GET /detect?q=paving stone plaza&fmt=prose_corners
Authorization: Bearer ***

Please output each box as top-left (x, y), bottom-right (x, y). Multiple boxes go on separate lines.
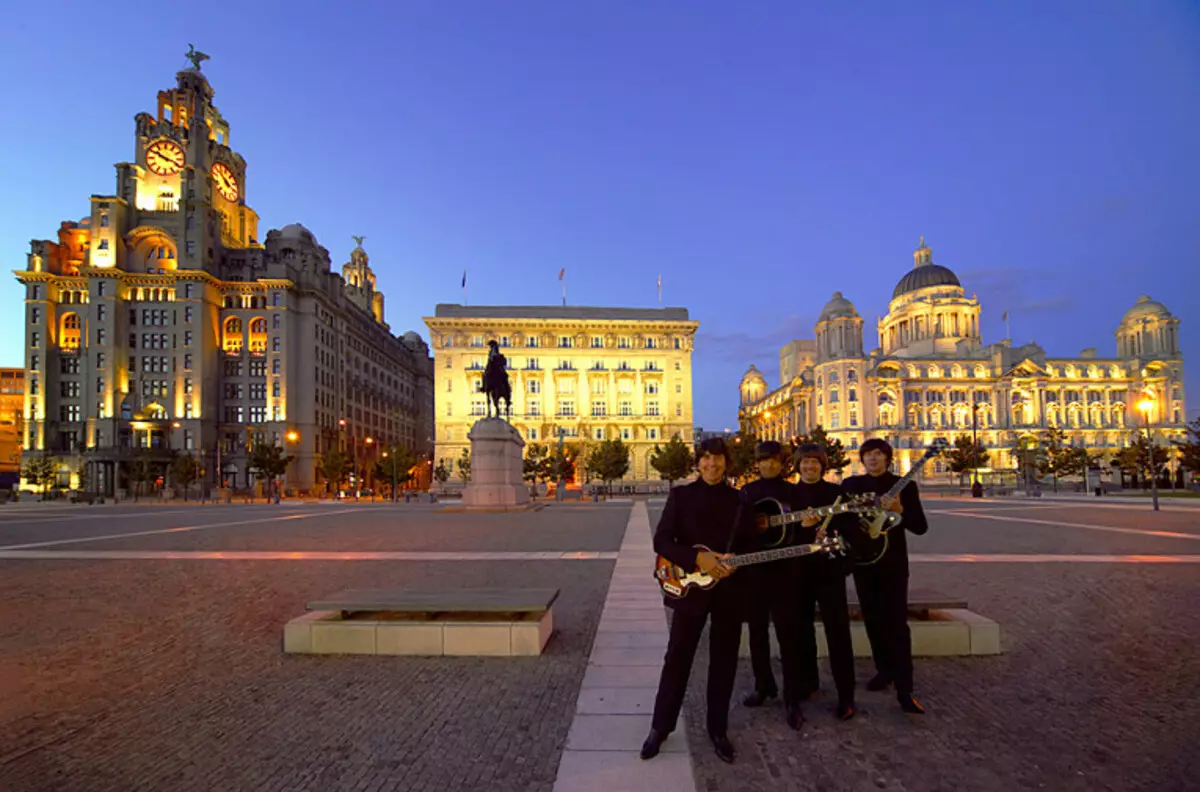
top-left (1, 496), bottom-right (1198, 791)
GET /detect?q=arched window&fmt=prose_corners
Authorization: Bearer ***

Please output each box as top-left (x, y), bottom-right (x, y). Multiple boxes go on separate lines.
top-left (61, 313), bottom-right (81, 350)
top-left (847, 369), bottom-right (858, 382)
top-left (223, 316), bottom-right (243, 352)
top-left (951, 365), bottom-right (964, 378)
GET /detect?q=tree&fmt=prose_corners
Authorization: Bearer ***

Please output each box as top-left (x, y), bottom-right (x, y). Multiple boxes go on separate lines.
top-left (1172, 419), bottom-right (1200, 476)
top-left (171, 454), bottom-right (201, 501)
top-left (649, 435), bottom-right (694, 486)
top-left (547, 443), bottom-right (579, 483)
top-left (375, 444), bottom-right (416, 498)
top-left (726, 433), bottom-right (758, 484)
top-left (946, 434), bottom-right (990, 485)
top-left (1034, 427), bottom-right (1074, 492)
top-left (320, 449), bottom-right (352, 495)
top-left (127, 453), bottom-right (158, 500)
top-left (249, 442), bottom-right (294, 501)
top-left (432, 459), bottom-right (451, 487)
top-left (795, 425), bottom-right (849, 478)
top-left (589, 438), bottom-right (631, 490)
top-left (1117, 435), bottom-right (1169, 486)
top-left (22, 456), bottom-right (57, 495)
top-left (74, 461), bottom-right (90, 493)
top-left (457, 448), bottom-right (471, 482)
top-left (523, 442), bottom-right (553, 485)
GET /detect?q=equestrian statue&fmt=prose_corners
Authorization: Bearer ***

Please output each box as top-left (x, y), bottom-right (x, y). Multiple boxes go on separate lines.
top-left (483, 340), bottom-right (512, 419)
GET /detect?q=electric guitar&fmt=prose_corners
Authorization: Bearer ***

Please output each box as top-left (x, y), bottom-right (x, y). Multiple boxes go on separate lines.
top-left (753, 493), bottom-right (885, 547)
top-left (654, 536), bottom-right (846, 598)
top-left (852, 438), bottom-right (949, 566)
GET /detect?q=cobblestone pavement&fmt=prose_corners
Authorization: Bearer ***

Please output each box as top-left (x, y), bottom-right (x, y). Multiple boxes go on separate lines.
top-left (0, 504), bottom-right (629, 792)
top-left (647, 501), bottom-right (1200, 792)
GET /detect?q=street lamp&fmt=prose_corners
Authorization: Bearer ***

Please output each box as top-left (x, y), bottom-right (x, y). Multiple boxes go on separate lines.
top-left (1136, 394), bottom-right (1159, 512)
top-left (365, 437), bottom-right (375, 499)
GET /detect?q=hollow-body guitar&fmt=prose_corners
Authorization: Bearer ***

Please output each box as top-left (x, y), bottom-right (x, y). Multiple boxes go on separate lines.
top-left (654, 535), bottom-right (846, 598)
top-left (753, 493), bottom-right (886, 547)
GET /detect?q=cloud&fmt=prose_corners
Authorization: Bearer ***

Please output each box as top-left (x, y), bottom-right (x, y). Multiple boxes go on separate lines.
top-left (695, 312), bottom-right (817, 363)
top-left (958, 267), bottom-right (1074, 316)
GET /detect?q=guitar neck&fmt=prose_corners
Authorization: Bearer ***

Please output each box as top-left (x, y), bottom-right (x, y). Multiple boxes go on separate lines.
top-left (883, 449), bottom-right (938, 501)
top-left (777, 501), bottom-right (853, 526)
top-left (728, 542), bottom-right (829, 568)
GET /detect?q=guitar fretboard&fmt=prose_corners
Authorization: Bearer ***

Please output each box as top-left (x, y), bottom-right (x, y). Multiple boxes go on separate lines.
top-left (771, 501), bottom-right (857, 527)
top-left (881, 446), bottom-right (941, 502)
top-left (728, 542), bottom-right (832, 568)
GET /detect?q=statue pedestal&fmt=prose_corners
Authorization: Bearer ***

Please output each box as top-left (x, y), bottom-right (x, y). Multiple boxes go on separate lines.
top-left (462, 418), bottom-right (531, 512)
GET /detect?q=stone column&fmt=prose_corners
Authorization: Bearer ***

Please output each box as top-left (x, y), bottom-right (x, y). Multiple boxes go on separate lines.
top-left (462, 417), bottom-right (531, 511)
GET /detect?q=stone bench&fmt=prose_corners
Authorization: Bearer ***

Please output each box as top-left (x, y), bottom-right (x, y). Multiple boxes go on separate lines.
top-left (284, 588), bottom-right (559, 657)
top-left (742, 587), bottom-right (1000, 659)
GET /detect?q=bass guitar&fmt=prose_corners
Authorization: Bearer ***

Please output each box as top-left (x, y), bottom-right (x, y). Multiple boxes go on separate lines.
top-left (654, 536), bottom-right (846, 598)
top-left (852, 438), bottom-right (948, 566)
top-left (753, 493), bottom-right (884, 547)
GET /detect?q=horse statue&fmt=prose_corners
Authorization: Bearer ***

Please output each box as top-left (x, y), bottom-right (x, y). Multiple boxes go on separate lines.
top-left (482, 340), bottom-right (512, 419)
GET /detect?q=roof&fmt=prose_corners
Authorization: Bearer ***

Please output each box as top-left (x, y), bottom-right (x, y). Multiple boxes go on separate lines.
top-left (819, 291), bottom-right (858, 321)
top-left (892, 263), bottom-right (962, 298)
top-left (430, 304), bottom-right (693, 322)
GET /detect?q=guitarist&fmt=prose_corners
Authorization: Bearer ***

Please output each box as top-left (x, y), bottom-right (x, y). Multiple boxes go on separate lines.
top-left (642, 438), bottom-right (754, 765)
top-left (842, 438), bottom-right (929, 714)
top-left (738, 441), bottom-right (807, 731)
top-left (792, 443), bottom-right (857, 722)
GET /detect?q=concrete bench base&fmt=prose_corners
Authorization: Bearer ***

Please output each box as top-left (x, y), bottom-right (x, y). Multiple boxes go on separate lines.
top-left (740, 608), bottom-right (1001, 659)
top-left (284, 608), bottom-right (555, 656)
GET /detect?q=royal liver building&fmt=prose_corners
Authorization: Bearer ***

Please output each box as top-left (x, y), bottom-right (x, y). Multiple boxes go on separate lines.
top-left (14, 53), bottom-right (433, 495)
top-left (739, 239), bottom-right (1186, 477)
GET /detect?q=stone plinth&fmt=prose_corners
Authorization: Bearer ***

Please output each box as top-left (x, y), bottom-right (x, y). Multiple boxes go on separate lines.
top-left (462, 417), bottom-right (531, 511)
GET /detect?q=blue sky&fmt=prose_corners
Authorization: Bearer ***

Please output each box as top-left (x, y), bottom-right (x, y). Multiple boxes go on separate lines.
top-left (1, 1), bottom-right (1197, 429)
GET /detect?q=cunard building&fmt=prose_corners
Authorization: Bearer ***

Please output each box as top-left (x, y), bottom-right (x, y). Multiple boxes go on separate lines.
top-left (739, 239), bottom-right (1187, 477)
top-left (14, 52), bottom-right (432, 495)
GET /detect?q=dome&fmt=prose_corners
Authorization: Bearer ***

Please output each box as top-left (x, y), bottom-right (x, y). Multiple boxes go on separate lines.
top-left (279, 223), bottom-right (315, 240)
top-left (740, 365), bottom-right (767, 388)
top-left (1122, 295), bottom-right (1171, 322)
top-left (892, 263), bottom-right (961, 298)
top-left (819, 291), bottom-right (858, 322)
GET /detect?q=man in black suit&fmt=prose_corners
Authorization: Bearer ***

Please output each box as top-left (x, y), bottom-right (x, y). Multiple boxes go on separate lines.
top-left (642, 438), bottom-right (752, 765)
top-left (738, 441), bottom-right (808, 731)
top-left (792, 443), bottom-right (856, 722)
top-left (842, 438), bottom-right (929, 714)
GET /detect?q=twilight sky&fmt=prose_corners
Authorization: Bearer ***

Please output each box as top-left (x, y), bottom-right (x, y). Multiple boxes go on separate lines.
top-left (1, 1), bottom-right (1197, 429)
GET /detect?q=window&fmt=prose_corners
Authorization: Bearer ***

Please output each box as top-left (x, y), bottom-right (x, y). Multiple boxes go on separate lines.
top-left (184, 378), bottom-right (193, 395)
top-left (848, 388), bottom-right (858, 402)
top-left (272, 337), bottom-right (280, 352)
top-left (249, 359), bottom-right (266, 377)
top-left (184, 331), bottom-right (193, 347)
top-left (60, 357), bottom-right (79, 375)
top-left (648, 428), bottom-right (658, 440)
top-left (60, 381), bottom-right (80, 398)
top-left (96, 376), bottom-right (105, 394)
top-left (849, 411), bottom-right (859, 427)
top-left (29, 376), bottom-right (38, 392)
top-left (61, 405), bottom-right (82, 422)
top-left (249, 406), bottom-right (267, 424)
top-left (674, 338), bottom-right (682, 350)
top-left (97, 282), bottom-right (106, 297)
top-left (30, 332), bottom-right (39, 347)
top-left (591, 336), bottom-right (603, 349)
top-left (250, 383), bottom-right (266, 400)
top-left (224, 383), bottom-right (244, 399)
top-left (647, 401), bottom-right (660, 416)
top-left (272, 359), bottom-right (281, 374)
top-left (592, 401), bottom-right (607, 417)
top-left (674, 362), bottom-right (681, 371)
top-left (559, 379), bottom-right (575, 394)
top-left (619, 400), bottom-right (633, 416)
top-left (676, 384), bottom-right (682, 393)
top-left (186, 241), bottom-right (196, 255)
top-left (591, 379), bottom-right (606, 395)
top-left (618, 337), bottom-right (631, 349)
top-left (527, 427), bottom-right (538, 440)
top-left (527, 336), bottom-right (540, 348)
top-left (97, 305), bottom-right (106, 322)
top-left (645, 382), bottom-right (659, 395)
top-left (184, 354), bottom-right (193, 371)
top-left (594, 428), bottom-right (605, 440)
top-left (272, 314), bottom-right (280, 330)
top-left (185, 284), bottom-right (194, 299)
top-left (621, 427), bottom-right (631, 441)
top-left (31, 308), bottom-right (40, 323)
top-left (272, 382), bottom-right (281, 398)
top-left (224, 406), bottom-right (244, 423)
top-left (829, 388), bottom-right (840, 404)
top-left (30, 356), bottom-right (39, 371)
top-left (675, 404), bottom-right (682, 417)
top-left (272, 292), bottom-right (281, 306)
top-left (830, 411), bottom-right (840, 429)
top-left (32, 285), bottom-right (41, 299)
top-left (618, 380), bottom-right (633, 395)
top-left (528, 399), bottom-right (541, 416)
top-left (527, 379), bottom-right (541, 394)
top-left (558, 336), bottom-right (574, 348)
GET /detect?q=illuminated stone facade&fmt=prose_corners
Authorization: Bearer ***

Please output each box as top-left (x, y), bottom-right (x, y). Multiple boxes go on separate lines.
top-left (14, 57), bottom-right (432, 495)
top-left (740, 240), bottom-right (1187, 477)
top-left (424, 305), bottom-right (699, 482)
top-left (0, 369), bottom-right (25, 483)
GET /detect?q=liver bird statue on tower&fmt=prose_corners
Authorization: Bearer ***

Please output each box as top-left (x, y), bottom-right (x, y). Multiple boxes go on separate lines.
top-left (185, 44), bottom-right (210, 71)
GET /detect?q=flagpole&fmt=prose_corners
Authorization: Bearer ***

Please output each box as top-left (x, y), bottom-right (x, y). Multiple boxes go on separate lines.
top-left (657, 274), bottom-right (662, 307)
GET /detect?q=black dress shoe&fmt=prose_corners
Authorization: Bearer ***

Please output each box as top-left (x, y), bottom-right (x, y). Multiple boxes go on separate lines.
top-left (836, 701), bottom-right (856, 721)
top-left (898, 694), bottom-right (925, 714)
top-left (640, 728), bottom-right (668, 760)
top-left (710, 733), bottom-right (736, 764)
top-left (866, 672), bottom-right (893, 692)
top-left (742, 689), bottom-right (777, 707)
top-left (785, 705), bottom-right (805, 731)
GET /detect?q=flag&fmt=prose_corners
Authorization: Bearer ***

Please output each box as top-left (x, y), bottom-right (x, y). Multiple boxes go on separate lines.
top-left (558, 267), bottom-right (565, 281)
top-left (657, 273), bottom-right (662, 305)
top-left (461, 271), bottom-right (467, 288)
top-left (1002, 310), bottom-right (1009, 322)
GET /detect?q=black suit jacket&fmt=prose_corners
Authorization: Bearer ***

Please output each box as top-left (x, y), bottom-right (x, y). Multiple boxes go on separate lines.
top-left (841, 473), bottom-right (928, 575)
top-left (654, 478), bottom-right (754, 614)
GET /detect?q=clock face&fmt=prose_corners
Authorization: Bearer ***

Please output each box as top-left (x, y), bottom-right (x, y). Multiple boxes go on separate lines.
top-left (145, 140), bottom-right (185, 176)
top-left (211, 162), bottom-right (239, 201)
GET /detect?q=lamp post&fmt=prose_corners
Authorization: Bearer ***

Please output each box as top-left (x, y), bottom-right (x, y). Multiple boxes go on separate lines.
top-left (555, 427), bottom-right (566, 502)
top-left (365, 436), bottom-right (375, 500)
top-left (1137, 394), bottom-right (1159, 512)
top-left (383, 448), bottom-right (397, 502)
top-left (284, 430), bottom-right (299, 500)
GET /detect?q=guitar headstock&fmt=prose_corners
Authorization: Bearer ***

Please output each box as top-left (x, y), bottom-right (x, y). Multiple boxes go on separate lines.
top-left (821, 535), bottom-right (847, 554)
top-left (929, 437), bottom-right (951, 455)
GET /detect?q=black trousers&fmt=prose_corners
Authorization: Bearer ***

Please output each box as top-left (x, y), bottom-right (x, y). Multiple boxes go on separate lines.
top-left (797, 560), bottom-right (856, 704)
top-left (852, 565), bottom-right (914, 695)
top-left (745, 565), bottom-right (806, 707)
top-left (651, 594), bottom-right (743, 736)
